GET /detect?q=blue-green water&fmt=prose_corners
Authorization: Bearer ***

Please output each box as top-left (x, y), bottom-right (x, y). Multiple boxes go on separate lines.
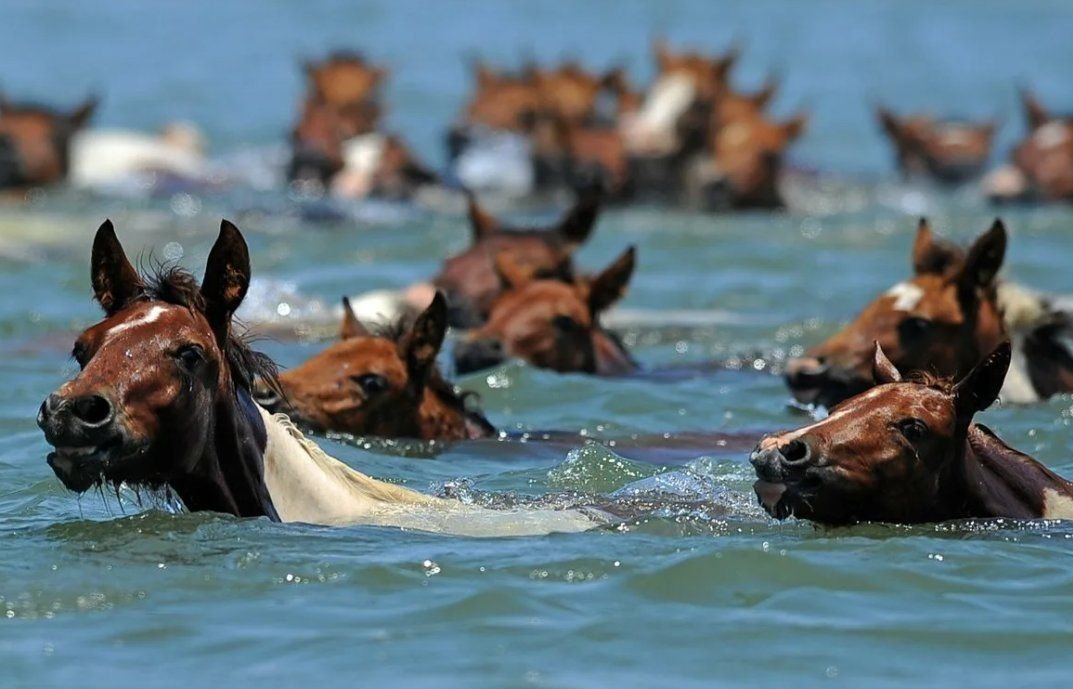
top-left (3, 2), bottom-right (1073, 688)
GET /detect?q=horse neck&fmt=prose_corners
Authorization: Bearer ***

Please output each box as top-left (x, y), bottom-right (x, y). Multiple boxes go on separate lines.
top-left (169, 387), bottom-right (279, 520)
top-left (943, 424), bottom-right (1073, 520)
top-left (256, 405), bottom-right (436, 525)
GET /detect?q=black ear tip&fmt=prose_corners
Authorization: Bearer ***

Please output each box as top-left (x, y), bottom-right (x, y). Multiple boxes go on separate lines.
top-left (430, 290), bottom-right (447, 311)
top-left (990, 218), bottom-right (1007, 236)
top-left (96, 218), bottom-right (116, 237)
top-left (341, 295), bottom-right (353, 310)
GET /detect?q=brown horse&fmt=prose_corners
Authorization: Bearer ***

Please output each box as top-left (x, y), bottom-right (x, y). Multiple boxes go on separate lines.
top-left (433, 185), bottom-right (601, 327)
top-left (877, 106), bottom-right (996, 183)
top-left (984, 89), bottom-right (1073, 203)
top-left (688, 108), bottom-right (807, 209)
top-left (785, 218), bottom-right (1073, 407)
top-left (753, 342), bottom-right (1073, 524)
top-left (255, 293), bottom-right (495, 440)
top-left (453, 246), bottom-right (638, 375)
top-left (303, 51), bottom-right (387, 110)
top-left (0, 94), bottom-right (97, 190)
top-left (36, 219), bottom-right (598, 535)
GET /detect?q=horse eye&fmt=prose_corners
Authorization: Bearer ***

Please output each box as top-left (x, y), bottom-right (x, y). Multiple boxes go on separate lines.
top-left (175, 344), bottom-right (205, 370)
top-left (352, 373), bottom-right (389, 395)
top-left (897, 418), bottom-right (929, 442)
top-left (898, 317), bottom-right (932, 340)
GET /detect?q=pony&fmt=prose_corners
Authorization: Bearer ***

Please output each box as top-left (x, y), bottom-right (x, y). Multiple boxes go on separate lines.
top-left (0, 93), bottom-right (97, 190)
top-left (784, 218), bottom-right (1073, 407)
top-left (983, 89), bottom-right (1073, 203)
top-left (433, 185), bottom-right (601, 327)
top-left (453, 246), bottom-right (638, 375)
top-left (876, 106), bottom-right (996, 183)
top-left (37, 219), bottom-right (600, 536)
top-left (255, 293), bottom-right (495, 440)
top-left (753, 342), bottom-right (1073, 524)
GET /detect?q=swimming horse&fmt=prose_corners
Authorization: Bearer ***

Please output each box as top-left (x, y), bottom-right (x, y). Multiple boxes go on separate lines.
top-left (875, 105), bottom-right (996, 184)
top-left (983, 88), bottom-right (1073, 203)
top-left (254, 292), bottom-right (496, 441)
top-left (784, 218), bottom-right (1073, 407)
top-left (37, 220), bottom-right (601, 536)
top-left (754, 341), bottom-right (1073, 524)
top-left (0, 92), bottom-right (97, 190)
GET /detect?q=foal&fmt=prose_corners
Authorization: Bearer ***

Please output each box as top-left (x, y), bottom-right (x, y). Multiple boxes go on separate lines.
top-left (256, 293), bottom-right (495, 440)
top-left (37, 220), bottom-right (598, 536)
top-left (754, 342), bottom-right (1073, 524)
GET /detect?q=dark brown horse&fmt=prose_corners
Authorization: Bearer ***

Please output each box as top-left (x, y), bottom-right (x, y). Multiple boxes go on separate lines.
top-left (876, 106), bottom-right (996, 183)
top-left (453, 246), bottom-right (638, 375)
top-left (36, 219), bottom-right (599, 535)
top-left (784, 218), bottom-right (1073, 407)
top-left (0, 94), bottom-right (97, 190)
top-left (433, 184), bottom-right (601, 327)
top-left (753, 342), bottom-right (1073, 524)
top-left (984, 89), bottom-right (1073, 203)
top-left (255, 293), bottom-right (495, 440)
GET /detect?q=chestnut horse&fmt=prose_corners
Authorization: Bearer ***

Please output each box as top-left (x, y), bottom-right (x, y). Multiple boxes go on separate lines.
top-left (255, 292), bottom-right (495, 440)
top-left (37, 220), bottom-right (599, 536)
top-left (754, 342), bottom-right (1073, 524)
top-left (877, 106), bottom-right (996, 183)
top-left (984, 89), bottom-right (1073, 203)
top-left (0, 94), bottom-right (97, 190)
top-left (785, 218), bottom-right (1073, 407)
top-left (453, 245), bottom-right (638, 375)
top-left (434, 184), bottom-right (601, 327)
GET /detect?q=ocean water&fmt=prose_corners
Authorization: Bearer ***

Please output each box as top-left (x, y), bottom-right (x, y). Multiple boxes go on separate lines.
top-left (2, 2), bottom-right (1073, 688)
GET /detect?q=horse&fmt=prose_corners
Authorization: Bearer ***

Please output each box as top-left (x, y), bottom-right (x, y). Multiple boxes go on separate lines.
top-left (433, 184), bottom-right (601, 327)
top-left (983, 89), bottom-right (1073, 203)
top-left (686, 108), bottom-right (807, 209)
top-left (303, 51), bottom-right (387, 110)
top-left (876, 106), bottom-right (996, 183)
top-left (0, 93), bottom-right (97, 190)
top-left (254, 292), bottom-right (495, 440)
top-left (753, 341), bottom-right (1073, 524)
top-left (453, 245), bottom-right (638, 375)
top-left (784, 218), bottom-right (1073, 407)
top-left (36, 219), bottom-right (601, 536)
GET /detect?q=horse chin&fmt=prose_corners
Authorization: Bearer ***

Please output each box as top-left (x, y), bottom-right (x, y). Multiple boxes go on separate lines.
top-left (47, 436), bottom-right (148, 494)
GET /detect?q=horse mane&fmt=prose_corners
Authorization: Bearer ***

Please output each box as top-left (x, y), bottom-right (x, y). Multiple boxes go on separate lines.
top-left (145, 265), bottom-right (279, 394)
top-left (370, 317), bottom-right (496, 435)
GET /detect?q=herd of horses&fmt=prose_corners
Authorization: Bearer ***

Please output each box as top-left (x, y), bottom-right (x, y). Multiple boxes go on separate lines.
top-left (2, 42), bottom-right (1073, 206)
top-left (10, 41), bottom-right (1073, 536)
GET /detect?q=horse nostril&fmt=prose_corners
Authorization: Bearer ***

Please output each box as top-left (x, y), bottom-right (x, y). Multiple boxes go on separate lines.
top-left (781, 439), bottom-right (811, 465)
top-left (71, 395), bottom-right (113, 427)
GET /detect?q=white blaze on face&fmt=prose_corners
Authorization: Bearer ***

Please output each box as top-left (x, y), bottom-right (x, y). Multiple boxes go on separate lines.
top-left (104, 304), bottom-right (172, 342)
top-left (885, 281), bottom-right (924, 311)
top-left (333, 133), bottom-right (387, 198)
top-left (758, 386), bottom-right (889, 451)
top-left (622, 74), bottom-right (696, 154)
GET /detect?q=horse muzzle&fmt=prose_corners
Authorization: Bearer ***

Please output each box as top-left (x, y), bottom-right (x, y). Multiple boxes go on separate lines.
top-left (37, 392), bottom-right (137, 492)
top-left (750, 439), bottom-right (822, 520)
top-left (783, 356), bottom-right (869, 408)
top-left (454, 338), bottom-right (507, 375)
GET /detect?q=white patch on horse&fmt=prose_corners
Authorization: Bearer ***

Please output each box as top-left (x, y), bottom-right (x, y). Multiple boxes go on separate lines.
top-left (105, 305), bottom-right (171, 340)
top-left (935, 127), bottom-right (976, 147)
top-left (1033, 122), bottom-right (1072, 149)
top-left (1042, 487), bottom-right (1073, 520)
top-left (759, 386), bottom-right (888, 450)
top-left (884, 282), bottom-right (924, 311)
top-left (1000, 335), bottom-right (1040, 404)
top-left (623, 74), bottom-right (696, 154)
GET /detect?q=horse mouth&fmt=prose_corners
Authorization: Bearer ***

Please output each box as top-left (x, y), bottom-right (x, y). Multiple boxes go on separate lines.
top-left (753, 480), bottom-right (792, 519)
top-left (47, 436), bottom-right (139, 493)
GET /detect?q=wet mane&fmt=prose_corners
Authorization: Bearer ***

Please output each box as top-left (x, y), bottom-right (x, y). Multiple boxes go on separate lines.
top-left (905, 370), bottom-right (955, 393)
top-left (142, 265), bottom-right (278, 393)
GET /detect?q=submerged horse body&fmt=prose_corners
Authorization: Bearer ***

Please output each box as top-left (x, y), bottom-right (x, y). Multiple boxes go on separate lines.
top-left (755, 342), bottom-right (1073, 524)
top-left (37, 220), bottom-right (600, 536)
top-left (785, 218), bottom-right (1073, 407)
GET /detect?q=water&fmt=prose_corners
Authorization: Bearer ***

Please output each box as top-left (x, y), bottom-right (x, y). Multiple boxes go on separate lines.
top-left (3, 1), bottom-right (1073, 687)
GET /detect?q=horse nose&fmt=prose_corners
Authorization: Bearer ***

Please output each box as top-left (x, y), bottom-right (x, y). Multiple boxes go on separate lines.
top-left (70, 394), bottom-right (114, 428)
top-left (454, 338), bottom-right (506, 375)
top-left (750, 438), bottom-right (813, 481)
top-left (38, 392), bottom-right (115, 443)
top-left (785, 356), bottom-right (829, 386)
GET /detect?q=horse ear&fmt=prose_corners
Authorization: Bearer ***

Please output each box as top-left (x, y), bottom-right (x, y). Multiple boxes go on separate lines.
top-left (717, 40), bottom-right (743, 78)
top-left (474, 61), bottom-right (496, 88)
top-left (781, 112), bottom-right (808, 143)
top-left (872, 342), bottom-right (903, 385)
top-left (654, 38), bottom-right (672, 70)
top-left (557, 184), bottom-right (602, 247)
top-left (340, 296), bottom-right (371, 340)
top-left (465, 189), bottom-right (498, 241)
top-left (403, 291), bottom-right (448, 387)
top-left (68, 95), bottom-right (98, 129)
top-left (91, 219), bottom-right (146, 315)
top-left (1021, 87), bottom-right (1050, 130)
top-left (588, 245), bottom-right (636, 315)
top-left (754, 74), bottom-right (779, 108)
top-left (954, 341), bottom-right (1011, 419)
top-left (201, 219), bottom-right (251, 344)
top-left (492, 250), bottom-right (534, 291)
top-left (877, 105), bottom-right (901, 138)
top-left (957, 219), bottom-right (1006, 292)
